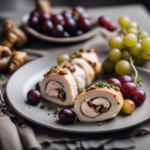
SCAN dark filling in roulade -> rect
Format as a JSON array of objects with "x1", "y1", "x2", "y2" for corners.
[
  {"x1": 81, "y1": 97, "x2": 111, "y2": 118},
  {"x1": 45, "y1": 80, "x2": 66, "y2": 101}
]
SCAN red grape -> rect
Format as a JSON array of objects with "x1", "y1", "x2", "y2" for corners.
[
  {"x1": 52, "y1": 24, "x2": 64, "y2": 37},
  {"x1": 59, "y1": 109, "x2": 76, "y2": 124},
  {"x1": 35, "y1": 82, "x2": 41, "y2": 92},
  {"x1": 28, "y1": 16, "x2": 39, "y2": 28},
  {"x1": 27, "y1": 90, "x2": 41, "y2": 105},
  {"x1": 62, "y1": 31, "x2": 70, "y2": 38},
  {"x1": 98, "y1": 16, "x2": 110, "y2": 27},
  {"x1": 107, "y1": 78, "x2": 122, "y2": 88},
  {"x1": 73, "y1": 6, "x2": 85, "y2": 14},
  {"x1": 79, "y1": 12, "x2": 89, "y2": 20},
  {"x1": 30, "y1": 10, "x2": 40, "y2": 17},
  {"x1": 42, "y1": 20, "x2": 53, "y2": 34},
  {"x1": 106, "y1": 22, "x2": 117, "y2": 31},
  {"x1": 130, "y1": 89, "x2": 146, "y2": 106},
  {"x1": 51, "y1": 14, "x2": 64, "y2": 25},
  {"x1": 120, "y1": 82, "x2": 137, "y2": 98},
  {"x1": 73, "y1": 30, "x2": 83, "y2": 36},
  {"x1": 119, "y1": 75, "x2": 133, "y2": 84},
  {"x1": 78, "y1": 18, "x2": 92, "y2": 32},
  {"x1": 64, "y1": 18, "x2": 77, "y2": 32},
  {"x1": 39, "y1": 13, "x2": 51, "y2": 23},
  {"x1": 62, "y1": 11, "x2": 72, "y2": 19}
]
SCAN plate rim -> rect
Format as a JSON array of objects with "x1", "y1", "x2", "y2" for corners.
[
  {"x1": 6, "y1": 53, "x2": 150, "y2": 134},
  {"x1": 22, "y1": 14, "x2": 100, "y2": 43}
]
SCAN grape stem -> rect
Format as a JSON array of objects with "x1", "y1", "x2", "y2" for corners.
[{"x1": 129, "y1": 57, "x2": 138, "y2": 84}]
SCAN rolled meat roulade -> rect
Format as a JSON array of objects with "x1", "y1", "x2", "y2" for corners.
[
  {"x1": 40, "y1": 66, "x2": 78, "y2": 106},
  {"x1": 74, "y1": 83, "x2": 123, "y2": 122},
  {"x1": 78, "y1": 49, "x2": 102, "y2": 78},
  {"x1": 60, "y1": 61, "x2": 86, "y2": 93}
]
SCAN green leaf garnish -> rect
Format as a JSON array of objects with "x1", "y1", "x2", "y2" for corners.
[
  {"x1": 48, "y1": 106, "x2": 52, "y2": 109},
  {"x1": 54, "y1": 115, "x2": 56, "y2": 118},
  {"x1": 69, "y1": 56, "x2": 73, "y2": 62},
  {"x1": 96, "y1": 82, "x2": 120, "y2": 91},
  {"x1": 88, "y1": 88, "x2": 90, "y2": 90},
  {"x1": 51, "y1": 68, "x2": 56, "y2": 71},
  {"x1": 0, "y1": 74, "x2": 8, "y2": 87},
  {"x1": 40, "y1": 103, "x2": 46, "y2": 109},
  {"x1": 76, "y1": 52, "x2": 81, "y2": 57},
  {"x1": 54, "y1": 107, "x2": 60, "y2": 115},
  {"x1": 48, "y1": 113, "x2": 50, "y2": 115},
  {"x1": 136, "y1": 78, "x2": 144, "y2": 86},
  {"x1": 29, "y1": 107, "x2": 30, "y2": 109}
]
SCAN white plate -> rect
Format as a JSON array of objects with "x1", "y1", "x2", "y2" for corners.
[{"x1": 6, "y1": 51, "x2": 150, "y2": 133}]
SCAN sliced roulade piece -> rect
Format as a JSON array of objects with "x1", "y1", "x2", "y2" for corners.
[
  {"x1": 79, "y1": 49, "x2": 102, "y2": 78},
  {"x1": 74, "y1": 84, "x2": 123, "y2": 122},
  {"x1": 40, "y1": 66, "x2": 78, "y2": 106},
  {"x1": 71, "y1": 54, "x2": 95, "y2": 87},
  {"x1": 60, "y1": 61, "x2": 86, "y2": 93}
]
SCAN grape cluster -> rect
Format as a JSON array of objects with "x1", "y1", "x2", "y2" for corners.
[
  {"x1": 107, "y1": 75, "x2": 146, "y2": 115},
  {"x1": 28, "y1": 6, "x2": 92, "y2": 38},
  {"x1": 103, "y1": 16, "x2": 149, "y2": 75}
]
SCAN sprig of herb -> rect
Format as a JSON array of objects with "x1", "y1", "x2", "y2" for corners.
[
  {"x1": 48, "y1": 113, "x2": 50, "y2": 115},
  {"x1": 51, "y1": 68, "x2": 56, "y2": 71},
  {"x1": 54, "y1": 107, "x2": 60, "y2": 115},
  {"x1": 40, "y1": 103, "x2": 46, "y2": 109},
  {"x1": 69, "y1": 56, "x2": 73, "y2": 62},
  {"x1": 48, "y1": 106, "x2": 52, "y2": 109},
  {"x1": 76, "y1": 52, "x2": 81, "y2": 57},
  {"x1": 0, "y1": 74, "x2": 8, "y2": 87},
  {"x1": 136, "y1": 78, "x2": 144, "y2": 86},
  {"x1": 29, "y1": 107, "x2": 30, "y2": 109},
  {"x1": 96, "y1": 82, "x2": 120, "y2": 91},
  {"x1": 87, "y1": 88, "x2": 90, "y2": 91}
]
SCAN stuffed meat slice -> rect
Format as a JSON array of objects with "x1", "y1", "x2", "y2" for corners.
[
  {"x1": 72, "y1": 58, "x2": 95, "y2": 87},
  {"x1": 40, "y1": 66, "x2": 78, "y2": 106},
  {"x1": 74, "y1": 85, "x2": 123, "y2": 122},
  {"x1": 79, "y1": 49, "x2": 102, "y2": 78},
  {"x1": 60, "y1": 61, "x2": 86, "y2": 93}
]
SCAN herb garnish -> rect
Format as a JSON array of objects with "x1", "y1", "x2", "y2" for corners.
[
  {"x1": 136, "y1": 78, "x2": 144, "y2": 86},
  {"x1": 87, "y1": 88, "x2": 90, "y2": 91},
  {"x1": 51, "y1": 67, "x2": 56, "y2": 71},
  {"x1": 96, "y1": 82, "x2": 120, "y2": 91},
  {"x1": 76, "y1": 52, "x2": 81, "y2": 57},
  {"x1": 0, "y1": 74, "x2": 8, "y2": 87},
  {"x1": 48, "y1": 113, "x2": 50, "y2": 115},
  {"x1": 29, "y1": 107, "x2": 30, "y2": 109},
  {"x1": 48, "y1": 106, "x2": 52, "y2": 109},
  {"x1": 69, "y1": 56, "x2": 73, "y2": 62},
  {"x1": 40, "y1": 103, "x2": 46, "y2": 109},
  {"x1": 54, "y1": 107, "x2": 60, "y2": 115}
]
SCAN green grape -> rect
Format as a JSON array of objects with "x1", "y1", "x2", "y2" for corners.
[
  {"x1": 123, "y1": 33, "x2": 137, "y2": 47},
  {"x1": 127, "y1": 21, "x2": 138, "y2": 29},
  {"x1": 142, "y1": 49, "x2": 150, "y2": 60},
  {"x1": 118, "y1": 16, "x2": 130, "y2": 29},
  {"x1": 129, "y1": 43, "x2": 143, "y2": 56},
  {"x1": 109, "y1": 36, "x2": 124, "y2": 49},
  {"x1": 121, "y1": 50, "x2": 132, "y2": 61},
  {"x1": 133, "y1": 55, "x2": 145, "y2": 65},
  {"x1": 127, "y1": 28, "x2": 138, "y2": 36},
  {"x1": 109, "y1": 48, "x2": 121, "y2": 61},
  {"x1": 57, "y1": 54, "x2": 70, "y2": 64},
  {"x1": 102, "y1": 58, "x2": 117, "y2": 72},
  {"x1": 115, "y1": 60, "x2": 132, "y2": 75},
  {"x1": 141, "y1": 37, "x2": 150, "y2": 50},
  {"x1": 140, "y1": 30, "x2": 149, "y2": 39}
]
